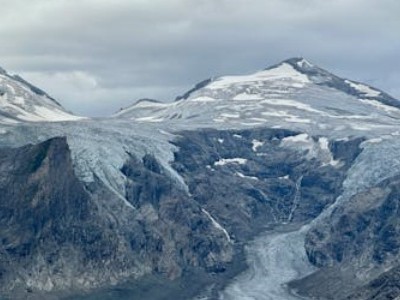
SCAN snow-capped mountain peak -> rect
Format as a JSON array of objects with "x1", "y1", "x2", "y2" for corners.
[
  {"x1": 114, "y1": 57, "x2": 400, "y2": 135},
  {"x1": 0, "y1": 66, "x2": 84, "y2": 124},
  {"x1": 204, "y1": 59, "x2": 311, "y2": 91}
]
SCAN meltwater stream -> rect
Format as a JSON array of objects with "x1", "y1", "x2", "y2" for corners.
[{"x1": 219, "y1": 225, "x2": 315, "y2": 300}]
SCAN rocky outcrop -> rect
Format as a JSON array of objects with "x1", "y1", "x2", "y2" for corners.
[
  {"x1": 0, "y1": 137, "x2": 233, "y2": 298},
  {"x1": 172, "y1": 128, "x2": 363, "y2": 241},
  {"x1": 0, "y1": 137, "x2": 95, "y2": 292},
  {"x1": 121, "y1": 153, "x2": 233, "y2": 278},
  {"x1": 346, "y1": 266, "x2": 400, "y2": 300},
  {"x1": 295, "y1": 175, "x2": 400, "y2": 299}
]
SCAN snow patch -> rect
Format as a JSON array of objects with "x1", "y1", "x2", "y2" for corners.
[
  {"x1": 214, "y1": 158, "x2": 248, "y2": 166},
  {"x1": 220, "y1": 113, "x2": 240, "y2": 119},
  {"x1": 33, "y1": 106, "x2": 83, "y2": 122},
  {"x1": 206, "y1": 63, "x2": 310, "y2": 90},
  {"x1": 282, "y1": 133, "x2": 310, "y2": 143},
  {"x1": 318, "y1": 137, "x2": 341, "y2": 167},
  {"x1": 297, "y1": 58, "x2": 313, "y2": 68},
  {"x1": 233, "y1": 93, "x2": 264, "y2": 101},
  {"x1": 346, "y1": 80, "x2": 381, "y2": 97},
  {"x1": 206, "y1": 165, "x2": 215, "y2": 172},
  {"x1": 363, "y1": 138, "x2": 383, "y2": 145},
  {"x1": 261, "y1": 99, "x2": 324, "y2": 114},
  {"x1": 202, "y1": 209, "x2": 231, "y2": 243},
  {"x1": 14, "y1": 96, "x2": 25, "y2": 105},
  {"x1": 251, "y1": 139, "x2": 264, "y2": 152},
  {"x1": 318, "y1": 137, "x2": 329, "y2": 150},
  {"x1": 359, "y1": 99, "x2": 399, "y2": 113},
  {"x1": 135, "y1": 116, "x2": 164, "y2": 122},
  {"x1": 191, "y1": 96, "x2": 217, "y2": 102},
  {"x1": 285, "y1": 116, "x2": 312, "y2": 123},
  {"x1": 235, "y1": 172, "x2": 259, "y2": 180}
]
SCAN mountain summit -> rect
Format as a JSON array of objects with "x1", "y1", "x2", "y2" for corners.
[
  {"x1": 114, "y1": 58, "x2": 400, "y2": 134},
  {"x1": 0, "y1": 66, "x2": 83, "y2": 123}
]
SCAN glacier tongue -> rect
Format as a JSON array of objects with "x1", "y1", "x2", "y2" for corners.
[{"x1": 220, "y1": 227, "x2": 314, "y2": 300}]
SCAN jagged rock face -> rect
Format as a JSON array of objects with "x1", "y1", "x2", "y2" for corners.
[
  {"x1": 345, "y1": 266, "x2": 400, "y2": 300},
  {"x1": 0, "y1": 138, "x2": 233, "y2": 298},
  {"x1": 171, "y1": 128, "x2": 363, "y2": 240},
  {"x1": 0, "y1": 138, "x2": 143, "y2": 294},
  {"x1": 0, "y1": 137, "x2": 93, "y2": 291},
  {"x1": 293, "y1": 175, "x2": 400, "y2": 299},
  {"x1": 121, "y1": 153, "x2": 233, "y2": 278}
]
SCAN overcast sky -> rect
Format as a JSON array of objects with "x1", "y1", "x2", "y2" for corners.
[{"x1": 0, "y1": 0, "x2": 399, "y2": 116}]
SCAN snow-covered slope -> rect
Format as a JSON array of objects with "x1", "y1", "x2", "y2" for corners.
[
  {"x1": 0, "y1": 66, "x2": 83, "y2": 123},
  {"x1": 114, "y1": 58, "x2": 400, "y2": 133}
]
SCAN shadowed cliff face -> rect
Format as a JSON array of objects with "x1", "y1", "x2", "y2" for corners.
[
  {"x1": 0, "y1": 137, "x2": 93, "y2": 292},
  {"x1": 121, "y1": 153, "x2": 233, "y2": 278},
  {"x1": 0, "y1": 137, "x2": 233, "y2": 298},
  {"x1": 0, "y1": 138, "x2": 137, "y2": 295},
  {"x1": 290, "y1": 175, "x2": 400, "y2": 299}
]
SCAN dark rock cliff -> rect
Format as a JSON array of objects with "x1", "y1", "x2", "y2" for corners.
[
  {"x1": 292, "y1": 175, "x2": 400, "y2": 299},
  {"x1": 172, "y1": 128, "x2": 363, "y2": 241},
  {"x1": 0, "y1": 137, "x2": 232, "y2": 298}
]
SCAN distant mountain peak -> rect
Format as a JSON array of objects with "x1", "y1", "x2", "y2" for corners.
[
  {"x1": 175, "y1": 58, "x2": 314, "y2": 101},
  {"x1": 0, "y1": 65, "x2": 83, "y2": 123},
  {"x1": 115, "y1": 57, "x2": 400, "y2": 125}
]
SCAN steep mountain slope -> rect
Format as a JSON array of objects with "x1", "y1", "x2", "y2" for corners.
[
  {"x1": 0, "y1": 137, "x2": 232, "y2": 299},
  {"x1": 1, "y1": 58, "x2": 400, "y2": 299},
  {"x1": 0, "y1": 67, "x2": 82, "y2": 123}
]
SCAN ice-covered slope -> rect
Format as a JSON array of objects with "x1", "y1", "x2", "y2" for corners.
[
  {"x1": 114, "y1": 58, "x2": 400, "y2": 133},
  {"x1": 0, "y1": 66, "x2": 83, "y2": 123}
]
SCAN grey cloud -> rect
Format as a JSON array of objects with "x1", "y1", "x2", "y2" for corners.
[{"x1": 0, "y1": 0, "x2": 398, "y2": 116}]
